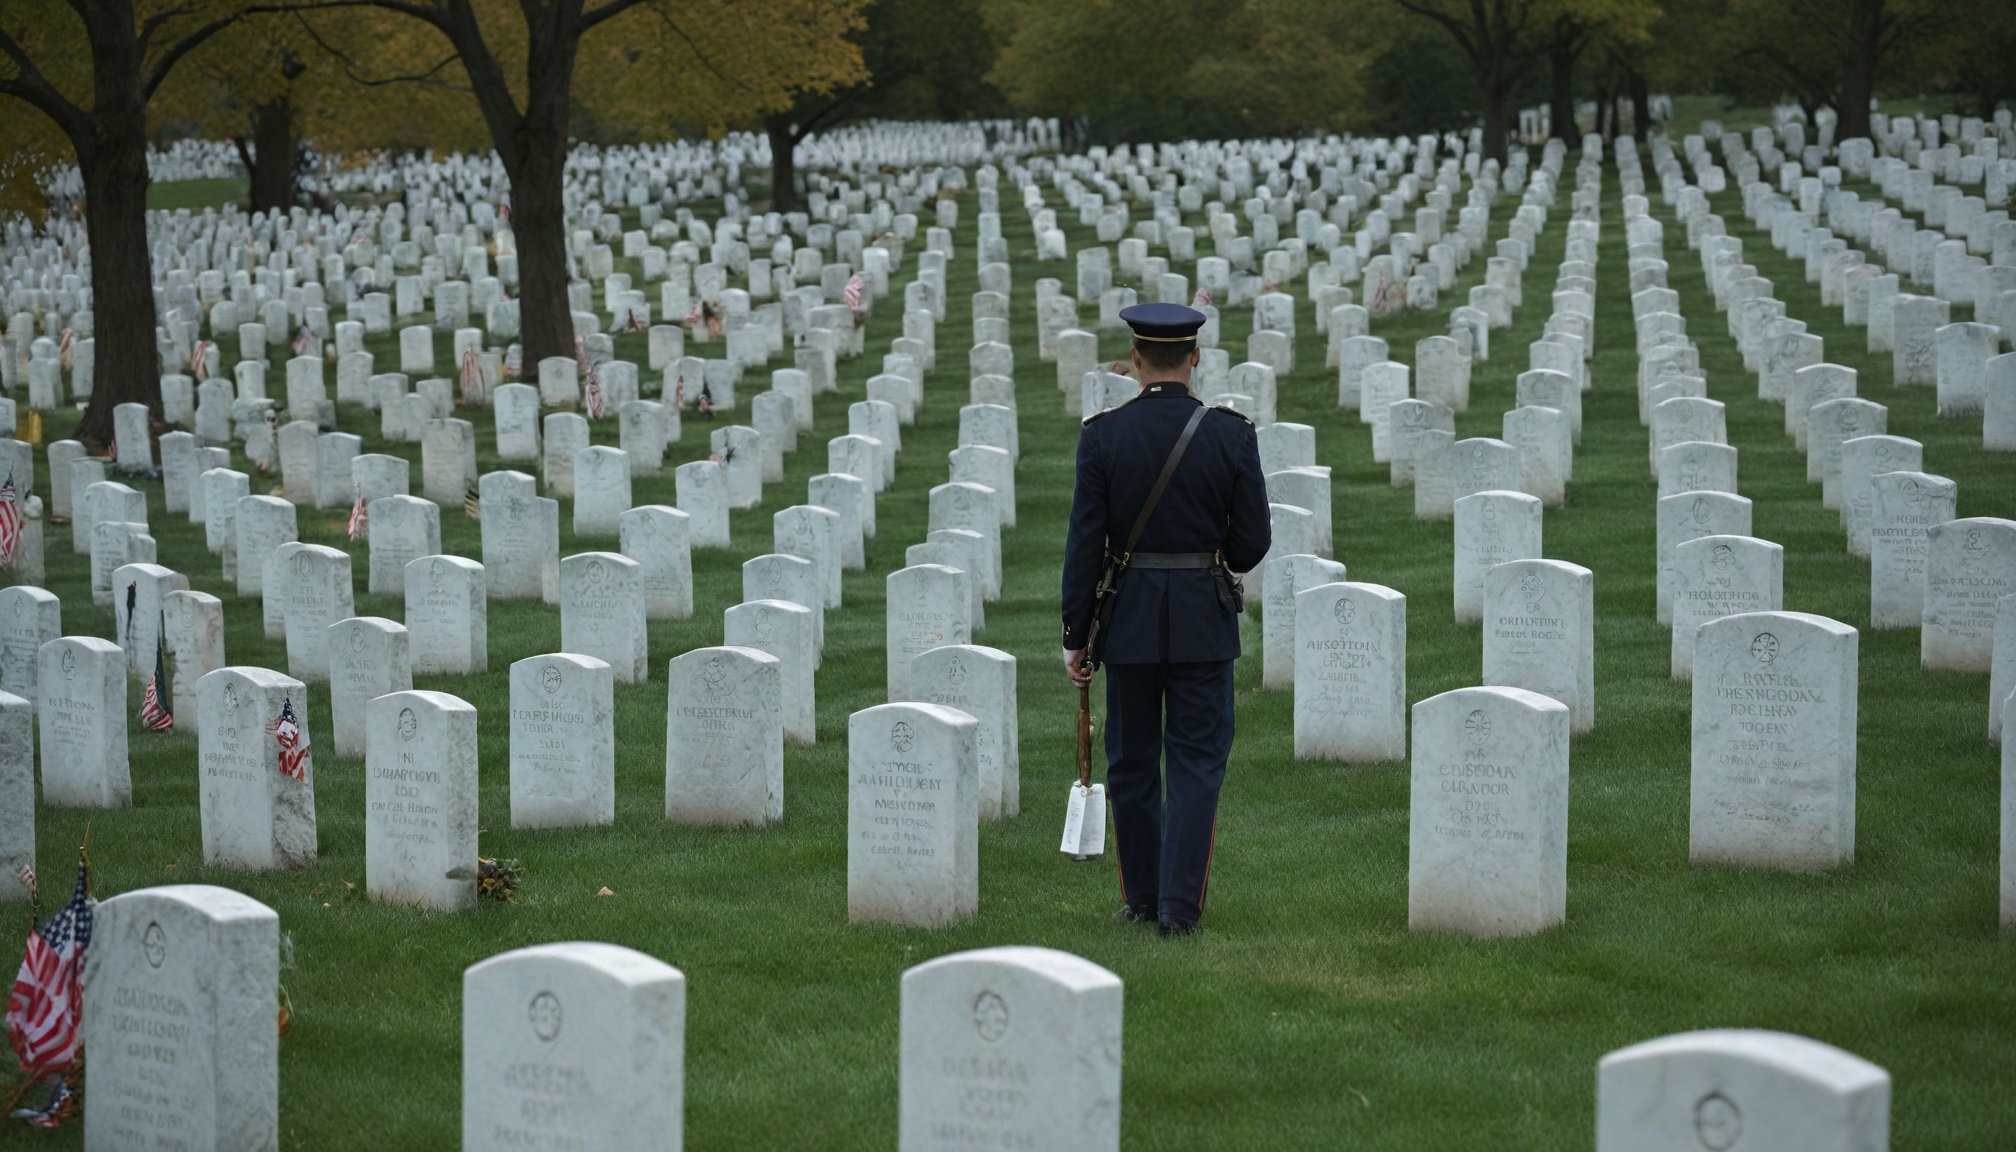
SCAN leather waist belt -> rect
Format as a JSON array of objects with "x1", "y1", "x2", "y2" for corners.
[{"x1": 1129, "y1": 552, "x2": 1218, "y2": 569}]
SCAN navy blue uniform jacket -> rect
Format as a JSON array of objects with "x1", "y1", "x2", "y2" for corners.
[{"x1": 1061, "y1": 384, "x2": 1273, "y2": 664}]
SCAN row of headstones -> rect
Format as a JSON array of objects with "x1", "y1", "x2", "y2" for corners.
[
  {"x1": 1625, "y1": 186, "x2": 1788, "y2": 685},
  {"x1": 6, "y1": 587, "x2": 1024, "y2": 892},
  {"x1": 75, "y1": 879, "x2": 1899, "y2": 1150},
  {"x1": 1659, "y1": 161, "x2": 2016, "y2": 695},
  {"x1": 1630, "y1": 189, "x2": 2003, "y2": 880},
  {"x1": 1023, "y1": 134, "x2": 1516, "y2": 314},
  {"x1": 1728, "y1": 159, "x2": 2014, "y2": 434},
  {"x1": 1792, "y1": 167, "x2": 2016, "y2": 447}
]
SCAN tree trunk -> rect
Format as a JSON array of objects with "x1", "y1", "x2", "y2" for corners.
[
  {"x1": 1629, "y1": 67, "x2": 1651, "y2": 142},
  {"x1": 1549, "y1": 37, "x2": 1579, "y2": 146},
  {"x1": 246, "y1": 97, "x2": 295, "y2": 215},
  {"x1": 73, "y1": 124, "x2": 161, "y2": 445},
  {"x1": 1481, "y1": 70, "x2": 1514, "y2": 166},
  {"x1": 1835, "y1": 0, "x2": 1886, "y2": 141},
  {"x1": 766, "y1": 114, "x2": 800, "y2": 215},
  {"x1": 505, "y1": 139, "x2": 574, "y2": 369}
]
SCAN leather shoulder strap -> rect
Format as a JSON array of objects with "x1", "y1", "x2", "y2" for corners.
[{"x1": 1118, "y1": 403, "x2": 1208, "y2": 562}]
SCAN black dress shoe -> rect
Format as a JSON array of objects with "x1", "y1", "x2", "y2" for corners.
[
  {"x1": 1158, "y1": 918, "x2": 1199, "y2": 938},
  {"x1": 1113, "y1": 905, "x2": 1156, "y2": 924}
]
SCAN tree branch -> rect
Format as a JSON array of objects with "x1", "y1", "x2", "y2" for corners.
[
  {"x1": 579, "y1": 0, "x2": 649, "y2": 32},
  {"x1": 138, "y1": 2, "x2": 205, "y2": 53},
  {"x1": 652, "y1": 5, "x2": 749, "y2": 91},
  {"x1": 287, "y1": 10, "x2": 467, "y2": 90},
  {"x1": 0, "y1": 23, "x2": 84, "y2": 132},
  {"x1": 265, "y1": 0, "x2": 453, "y2": 33},
  {"x1": 1392, "y1": 0, "x2": 1480, "y2": 63},
  {"x1": 792, "y1": 84, "x2": 866, "y2": 144},
  {"x1": 143, "y1": 15, "x2": 245, "y2": 99}
]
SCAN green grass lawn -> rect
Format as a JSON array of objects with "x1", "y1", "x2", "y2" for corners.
[
  {"x1": 145, "y1": 177, "x2": 247, "y2": 213},
  {"x1": 9, "y1": 159, "x2": 2014, "y2": 1149}
]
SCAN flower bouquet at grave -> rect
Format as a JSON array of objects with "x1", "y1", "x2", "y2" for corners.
[{"x1": 477, "y1": 857, "x2": 523, "y2": 903}]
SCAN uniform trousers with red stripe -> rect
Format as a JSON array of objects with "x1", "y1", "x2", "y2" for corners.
[{"x1": 1103, "y1": 659, "x2": 1235, "y2": 928}]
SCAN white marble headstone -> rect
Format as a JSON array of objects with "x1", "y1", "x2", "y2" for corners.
[
  {"x1": 899, "y1": 946, "x2": 1121, "y2": 1152},
  {"x1": 561, "y1": 552, "x2": 649, "y2": 683},
  {"x1": 462, "y1": 942, "x2": 685, "y2": 1152},
  {"x1": 1408, "y1": 685, "x2": 1569, "y2": 937},
  {"x1": 38, "y1": 635, "x2": 128, "y2": 807},
  {"x1": 1295, "y1": 581, "x2": 1407, "y2": 762},
  {"x1": 328, "y1": 616, "x2": 411, "y2": 759},
  {"x1": 1691, "y1": 611, "x2": 1858, "y2": 871},
  {"x1": 197, "y1": 667, "x2": 318, "y2": 869},
  {"x1": 847, "y1": 702, "x2": 979, "y2": 927},
  {"x1": 1597, "y1": 1029, "x2": 1889, "y2": 1152},
  {"x1": 664, "y1": 646, "x2": 782, "y2": 826},
  {"x1": 509, "y1": 652, "x2": 615, "y2": 830},
  {"x1": 366, "y1": 689, "x2": 479, "y2": 910},
  {"x1": 1483, "y1": 559, "x2": 1594, "y2": 731},
  {"x1": 83, "y1": 885, "x2": 279, "y2": 1149}
]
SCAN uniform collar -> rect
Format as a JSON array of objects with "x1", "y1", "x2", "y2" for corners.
[{"x1": 1138, "y1": 380, "x2": 1194, "y2": 398}]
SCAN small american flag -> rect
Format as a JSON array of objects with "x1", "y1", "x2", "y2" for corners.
[
  {"x1": 1191, "y1": 287, "x2": 1212, "y2": 308},
  {"x1": 464, "y1": 484, "x2": 481, "y2": 520},
  {"x1": 584, "y1": 371, "x2": 605, "y2": 419},
  {"x1": 190, "y1": 339, "x2": 213, "y2": 376},
  {"x1": 56, "y1": 329, "x2": 73, "y2": 370},
  {"x1": 460, "y1": 347, "x2": 487, "y2": 407},
  {"x1": 292, "y1": 324, "x2": 315, "y2": 356},
  {"x1": 843, "y1": 274, "x2": 865, "y2": 311},
  {"x1": 498, "y1": 203, "x2": 510, "y2": 222},
  {"x1": 683, "y1": 303, "x2": 704, "y2": 326},
  {"x1": 269, "y1": 696, "x2": 309, "y2": 781},
  {"x1": 346, "y1": 489, "x2": 367, "y2": 541},
  {"x1": 139, "y1": 623, "x2": 173, "y2": 733},
  {"x1": 0, "y1": 472, "x2": 19, "y2": 569},
  {"x1": 5, "y1": 853, "x2": 91, "y2": 1083},
  {"x1": 1370, "y1": 273, "x2": 1388, "y2": 312}
]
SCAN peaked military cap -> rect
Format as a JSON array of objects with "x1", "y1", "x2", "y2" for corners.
[{"x1": 1120, "y1": 301, "x2": 1206, "y2": 344}]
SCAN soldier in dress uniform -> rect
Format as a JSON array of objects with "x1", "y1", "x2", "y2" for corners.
[{"x1": 1062, "y1": 302, "x2": 1271, "y2": 936}]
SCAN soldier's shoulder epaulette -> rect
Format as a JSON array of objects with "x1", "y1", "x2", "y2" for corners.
[
  {"x1": 1081, "y1": 393, "x2": 1138, "y2": 426},
  {"x1": 1206, "y1": 403, "x2": 1255, "y2": 426}
]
